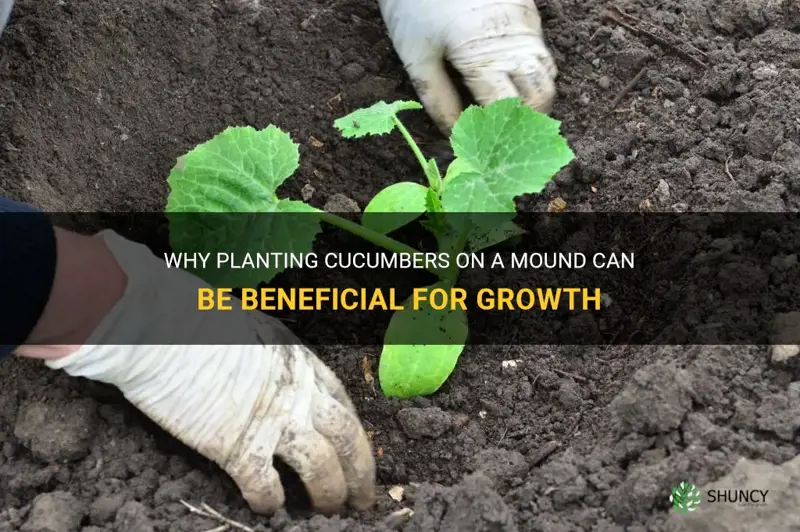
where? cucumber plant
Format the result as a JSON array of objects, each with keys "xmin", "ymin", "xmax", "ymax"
[{"xmin": 166, "ymin": 98, "xmax": 574, "ymax": 398}]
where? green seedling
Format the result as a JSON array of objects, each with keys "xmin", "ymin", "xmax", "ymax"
[{"xmin": 165, "ymin": 97, "xmax": 574, "ymax": 398}]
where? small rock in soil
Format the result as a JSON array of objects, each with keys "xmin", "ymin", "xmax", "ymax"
[
  {"xmin": 771, "ymin": 345, "xmax": 800, "ymax": 363},
  {"xmin": 382, "ymin": 508, "xmax": 414, "ymax": 530},
  {"xmin": 301, "ymin": 183, "xmax": 315, "ymax": 201},
  {"xmin": 14, "ymin": 399, "xmax": 97, "ymax": 463},
  {"xmin": 665, "ymin": 456, "xmax": 800, "ymax": 531},
  {"xmin": 752, "ymin": 63, "xmax": 779, "ymax": 80},
  {"xmin": 340, "ymin": 62, "xmax": 365, "ymax": 82},
  {"xmin": 700, "ymin": 64, "xmax": 738, "ymax": 98},
  {"xmin": 745, "ymin": 119, "xmax": 783, "ymax": 159},
  {"xmin": 89, "ymin": 493, "xmax": 127, "ymax": 524},
  {"xmin": 555, "ymin": 379, "xmax": 582, "ymax": 409},
  {"xmin": 22, "ymin": 491, "xmax": 85, "ymax": 532},
  {"xmin": 468, "ymin": 447, "xmax": 528, "ymax": 483},
  {"xmin": 324, "ymin": 193, "xmax": 360, "ymax": 213},
  {"xmin": 397, "ymin": 407, "xmax": 454, "ymax": 439},
  {"xmin": 388, "ymin": 485, "xmax": 405, "ymax": 502},
  {"xmin": 609, "ymin": 363, "xmax": 694, "ymax": 435},
  {"xmin": 654, "ymin": 179, "xmax": 670, "ymax": 203},
  {"xmin": 755, "ymin": 382, "xmax": 800, "ymax": 440},
  {"xmin": 405, "ymin": 473, "xmax": 516, "ymax": 532},
  {"xmin": 115, "ymin": 501, "xmax": 154, "ymax": 532},
  {"xmin": 327, "ymin": 48, "xmax": 343, "ymax": 68}
]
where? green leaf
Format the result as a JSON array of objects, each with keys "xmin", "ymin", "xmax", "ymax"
[
  {"xmin": 443, "ymin": 157, "xmax": 475, "ymax": 183},
  {"xmin": 334, "ymin": 100, "xmax": 423, "ymax": 138},
  {"xmin": 167, "ymin": 126, "xmax": 299, "ymax": 212},
  {"xmin": 468, "ymin": 215, "xmax": 527, "ymax": 252},
  {"xmin": 379, "ymin": 282, "xmax": 469, "ymax": 398},
  {"xmin": 423, "ymin": 157, "xmax": 442, "ymax": 189},
  {"xmin": 165, "ymin": 125, "xmax": 322, "ymax": 287},
  {"xmin": 362, "ymin": 182, "xmax": 428, "ymax": 235},
  {"xmin": 441, "ymin": 97, "xmax": 574, "ymax": 213}
]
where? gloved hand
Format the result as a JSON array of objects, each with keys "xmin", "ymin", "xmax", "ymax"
[
  {"xmin": 379, "ymin": 0, "xmax": 558, "ymax": 135},
  {"xmin": 0, "ymin": 0, "xmax": 13, "ymax": 37},
  {"xmin": 44, "ymin": 231, "xmax": 376, "ymax": 515}
]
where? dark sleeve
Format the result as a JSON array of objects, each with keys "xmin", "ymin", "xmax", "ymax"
[{"xmin": 0, "ymin": 197, "xmax": 57, "ymax": 357}]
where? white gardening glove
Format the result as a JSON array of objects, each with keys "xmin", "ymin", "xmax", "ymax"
[
  {"xmin": 45, "ymin": 231, "xmax": 375, "ymax": 515},
  {"xmin": 379, "ymin": 0, "xmax": 558, "ymax": 134},
  {"xmin": 0, "ymin": 0, "xmax": 12, "ymax": 37}
]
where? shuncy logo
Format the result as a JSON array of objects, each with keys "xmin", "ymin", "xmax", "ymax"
[{"xmin": 670, "ymin": 481, "xmax": 702, "ymax": 513}]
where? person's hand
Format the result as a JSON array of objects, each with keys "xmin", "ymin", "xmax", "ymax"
[
  {"xmin": 379, "ymin": 0, "xmax": 558, "ymax": 134},
  {"xmin": 772, "ymin": 345, "xmax": 800, "ymax": 362},
  {"xmin": 0, "ymin": 0, "xmax": 13, "ymax": 37},
  {"xmin": 43, "ymin": 231, "xmax": 376, "ymax": 515}
]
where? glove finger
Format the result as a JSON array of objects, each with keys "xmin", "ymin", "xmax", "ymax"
[
  {"xmin": 405, "ymin": 58, "xmax": 464, "ymax": 136},
  {"xmin": 772, "ymin": 345, "xmax": 800, "ymax": 362},
  {"xmin": 510, "ymin": 60, "xmax": 557, "ymax": 114},
  {"xmin": 0, "ymin": 0, "xmax": 12, "ymax": 37},
  {"xmin": 537, "ymin": 50, "xmax": 559, "ymax": 81},
  {"xmin": 313, "ymin": 395, "xmax": 376, "ymax": 511},
  {"xmin": 276, "ymin": 428, "xmax": 348, "ymax": 515},
  {"xmin": 460, "ymin": 68, "xmax": 520, "ymax": 106},
  {"xmin": 225, "ymin": 458, "xmax": 286, "ymax": 515},
  {"xmin": 306, "ymin": 350, "xmax": 358, "ymax": 415}
]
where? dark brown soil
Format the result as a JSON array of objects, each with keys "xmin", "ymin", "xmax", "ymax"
[{"xmin": 2, "ymin": 0, "xmax": 800, "ymax": 530}]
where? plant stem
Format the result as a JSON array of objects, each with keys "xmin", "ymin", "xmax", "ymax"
[
  {"xmin": 443, "ymin": 224, "xmax": 471, "ymax": 284},
  {"xmin": 319, "ymin": 211, "xmax": 446, "ymax": 277},
  {"xmin": 392, "ymin": 116, "xmax": 443, "ymax": 192}
]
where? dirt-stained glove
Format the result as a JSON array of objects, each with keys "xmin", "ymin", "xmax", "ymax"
[
  {"xmin": 379, "ymin": 0, "xmax": 558, "ymax": 134},
  {"xmin": 0, "ymin": 0, "xmax": 13, "ymax": 37},
  {"xmin": 772, "ymin": 345, "xmax": 800, "ymax": 362},
  {"xmin": 44, "ymin": 230, "xmax": 376, "ymax": 515}
]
